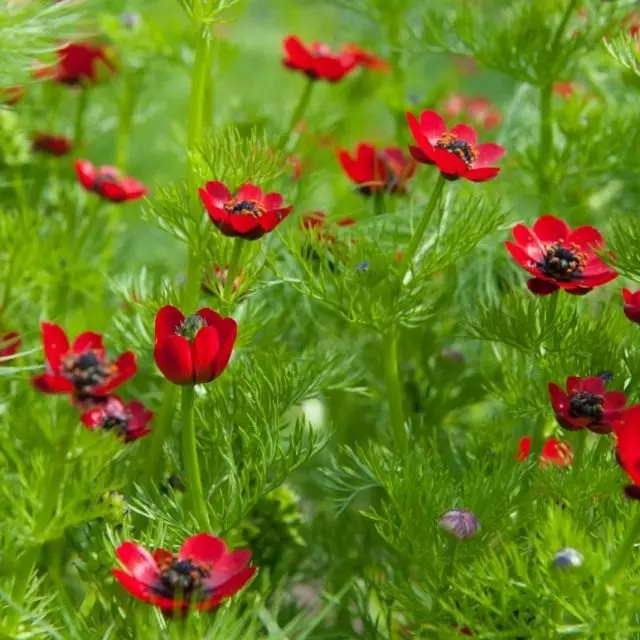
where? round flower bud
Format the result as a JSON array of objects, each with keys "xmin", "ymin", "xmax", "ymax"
[
  {"xmin": 553, "ymin": 547, "xmax": 584, "ymax": 569},
  {"xmin": 439, "ymin": 509, "xmax": 480, "ymax": 540}
]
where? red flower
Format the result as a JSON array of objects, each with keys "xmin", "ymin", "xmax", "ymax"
[
  {"xmin": 31, "ymin": 322, "xmax": 137, "ymax": 406},
  {"xmin": 201, "ymin": 264, "xmax": 244, "ymax": 296},
  {"xmin": 154, "ymin": 306, "xmax": 237, "ymax": 386},
  {"xmin": 505, "ymin": 215, "xmax": 618, "ymax": 296},
  {"xmin": 516, "ymin": 436, "xmax": 573, "ymax": 467},
  {"xmin": 288, "ymin": 154, "xmax": 304, "ymax": 180},
  {"xmin": 81, "ymin": 395, "xmax": 153, "ymax": 443},
  {"xmin": 613, "ymin": 404, "xmax": 640, "ymax": 499},
  {"xmin": 74, "ymin": 160, "xmax": 147, "ymax": 203},
  {"xmin": 552, "ymin": 82, "xmax": 576, "ymax": 99},
  {"xmin": 622, "ymin": 288, "xmax": 640, "ymax": 324},
  {"xmin": 199, "ymin": 181, "xmax": 292, "ymax": 240},
  {"xmin": 112, "ymin": 533, "xmax": 256, "ymax": 615},
  {"xmin": 0, "ymin": 86, "xmax": 24, "ymax": 106},
  {"xmin": 548, "ymin": 375, "xmax": 626, "ymax": 434},
  {"xmin": 407, "ymin": 110, "xmax": 504, "ymax": 182},
  {"xmin": 35, "ymin": 42, "xmax": 116, "ymax": 86},
  {"xmin": 0, "ymin": 331, "xmax": 21, "ymax": 361},
  {"xmin": 302, "ymin": 211, "xmax": 355, "ymax": 235},
  {"xmin": 444, "ymin": 93, "xmax": 501, "ymax": 130},
  {"xmin": 337, "ymin": 143, "xmax": 417, "ymax": 195},
  {"xmin": 32, "ymin": 133, "xmax": 72, "ymax": 156},
  {"xmin": 342, "ymin": 44, "xmax": 390, "ymax": 72},
  {"xmin": 282, "ymin": 36, "xmax": 357, "ymax": 82}
]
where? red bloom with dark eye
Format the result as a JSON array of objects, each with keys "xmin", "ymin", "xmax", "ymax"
[
  {"xmin": 548, "ymin": 375, "xmax": 626, "ymax": 434},
  {"xmin": 35, "ymin": 42, "xmax": 116, "ymax": 86},
  {"xmin": 505, "ymin": 215, "xmax": 618, "ymax": 296},
  {"xmin": 0, "ymin": 331, "xmax": 21, "ymax": 362},
  {"xmin": 613, "ymin": 404, "xmax": 640, "ymax": 500},
  {"xmin": 622, "ymin": 289, "xmax": 640, "ymax": 324},
  {"xmin": 81, "ymin": 396, "xmax": 154, "ymax": 443},
  {"xmin": 33, "ymin": 133, "xmax": 72, "ymax": 156},
  {"xmin": 31, "ymin": 322, "xmax": 137, "ymax": 406},
  {"xmin": 154, "ymin": 306, "xmax": 237, "ymax": 386},
  {"xmin": 282, "ymin": 36, "xmax": 357, "ymax": 82},
  {"xmin": 74, "ymin": 160, "xmax": 147, "ymax": 203},
  {"xmin": 516, "ymin": 436, "xmax": 573, "ymax": 467},
  {"xmin": 1, "ymin": 86, "xmax": 24, "ymax": 106},
  {"xmin": 342, "ymin": 44, "xmax": 390, "ymax": 72},
  {"xmin": 337, "ymin": 144, "xmax": 417, "ymax": 195},
  {"xmin": 199, "ymin": 182, "xmax": 292, "ymax": 240},
  {"xmin": 112, "ymin": 533, "xmax": 256, "ymax": 615},
  {"xmin": 407, "ymin": 109, "xmax": 505, "ymax": 182}
]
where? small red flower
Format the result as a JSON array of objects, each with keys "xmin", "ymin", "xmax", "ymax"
[
  {"xmin": 74, "ymin": 160, "xmax": 147, "ymax": 203},
  {"xmin": 552, "ymin": 82, "xmax": 576, "ymax": 99},
  {"xmin": 444, "ymin": 93, "xmax": 501, "ymax": 131},
  {"xmin": 35, "ymin": 42, "xmax": 116, "ymax": 86},
  {"xmin": 337, "ymin": 143, "xmax": 417, "ymax": 195},
  {"xmin": 112, "ymin": 533, "xmax": 256, "ymax": 615},
  {"xmin": 0, "ymin": 331, "xmax": 21, "ymax": 362},
  {"xmin": 81, "ymin": 396, "xmax": 153, "ymax": 443},
  {"xmin": 622, "ymin": 288, "xmax": 640, "ymax": 324},
  {"xmin": 31, "ymin": 322, "xmax": 137, "ymax": 406},
  {"xmin": 0, "ymin": 86, "xmax": 24, "ymax": 106},
  {"xmin": 342, "ymin": 44, "xmax": 390, "ymax": 72},
  {"xmin": 201, "ymin": 264, "xmax": 244, "ymax": 297},
  {"xmin": 154, "ymin": 306, "xmax": 237, "ymax": 386},
  {"xmin": 516, "ymin": 436, "xmax": 573, "ymax": 467},
  {"xmin": 613, "ymin": 404, "xmax": 640, "ymax": 499},
  {"xmin": 302, "ymin": 211, "xmax": 355, "ymax": 244},
  {"xmin": 548, "ymin": 375, "xmax": 626, "ymax": 434},
  {"xmin": 407, "ymin": 110, "xmax": 505, "ymax": 182},
  {"xmin": 199, "ymin": 181, "xmax": 292, "ymax": 240},
  {"xmin": 282, "ymin": 36, "xmax": 357, "ymax": 82},
  {"xmin": 32, "ymin": 133, "xmax": 72, "ymax": 156},
  {"xmin": 505, "ymin": 215, "xmax": 618, "ymax": 296},
  {"xmin": 288, "ymin": 154, "xmax": 304, "ymax": 180}
]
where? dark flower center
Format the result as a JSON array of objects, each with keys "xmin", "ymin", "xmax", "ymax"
[
  {"xmin": 61, "ymin": 350, "xmax": 114, "ymax": 390},
  {"xmin": 435, "ymin": 133, "xmax": 477, "ymax": 167},
  {"xmin": 101, "ymin": 411, "xmax": 131, "ymax": 437},
  {"xmin": 94, "ymin": 169, "xmax": 121, "ymax": 190},
  {"xmin": 224, "ymin": 199, "xmax": 264, "ymax": 217},
  {"xmin": 155, "ymin": 557, "xmax": 210, "ymax": 600},
  {"xmin": 568, "ymin": 391, "xmax": 604, "ymax": 421},
  {"xmin": 538, "ymin": 245, "xmax": 584, "ymax": 281},
  {"xmin": 175, "ymin": 314, "xmax": 207, "ymax": 341}
]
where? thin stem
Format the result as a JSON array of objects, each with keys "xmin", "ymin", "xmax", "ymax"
[
  {"xmin": 277, "ymin": 78, "xmax": 315, "ymax": 152},
  {"xmin": 387, "ymin": 11, "xmax": 406, "ymax": 139},
  {"xmin": 373, "ymin": 192, "xmax": 385, "ymax": 217},
  {"xmin": 605, "ymin": 507, "xmax": 640, "ymax": 583},
  {"xmin": 223, "ymin": 238, "xmax": 244, "ymax": 303},
  {"xmin": 181, "ymin": 385, "xmax": 210, "ymax": 528},
  {"xmin": 73, "ymin": 88, "xmax": 89, "ymax": 151},
  {"xmin": 571, "ymin": 429, "xmax": 588, "ymax": 476},
  {"xmin": 549, "ymin": 0, "xmax": 580, "ymax": 57},
  {"xmin": 538, "ymin": 83, "xmax": 553, "ymax": 211},
  {"xmin": 115, "ymin": 74, "xmax": 136, "ymax": 171},
  {"xmin": 147, "ymin": 383, "xmax": 179, "ymax": 481},
  {"xmin": 381, "ymin": 323, "xmax": 408, "ymax": 454},
  {"xmin": 12, "ymin": 167, "xmax": 28, "ymax": 213}
]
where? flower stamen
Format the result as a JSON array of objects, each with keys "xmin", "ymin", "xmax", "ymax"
[
  {"xmin": 435, "ymin": 133, "xmax": 477, "ymax": 167},
  {"xmin": 568, "ymin": 391, "xmax": 604, "ymax": 421},
  {"xmin": 224, "ymin": 199, "xmax": 265, "ymax": 218},
  {"xmin": 538, "ymin": 244, "xmax": 585, "ymax": 281},
  {"xmin": 61, "ymin": 350, "xmax": 115, "ymax": 390},
  {"xmin": 175, "ymin": 315, "xmax": 206, "ymax": 341},
  {"xmin": 155, "ymin": 556, "xmax": 211, "ymax": 600}
]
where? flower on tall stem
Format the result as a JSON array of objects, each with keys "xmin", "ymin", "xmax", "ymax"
[
  {"xmin": 516, "ymin": 436, "xmax": 573, "ymax": 467},
  {"xmin": 622, "ymin": 288, "xmax": 640, "ymax": 324},
  {"xmin": 154, "ymin": 306, "xmax": 237, "ymax": 386},
  {"xmin": 407, "ymin": 110, "xmax": 504, "ymax": 182},
  {"xmin": 34, "ymin": 42, "xmax": 116, "ymax": 86},
  {"xmin": 112, "ymin": 533, "xmax": 256, "ymax": 615},
  {"xmin": 613, "ymin": 404, "xmax": 640, "ymax": 499},
  {"xmin": 74, "ymin": 160, "xmax": 147, "ymax": 203},
  {"xmin": 505, "ymin": 215, "xmax": 618, "ymax": 296},
  {"xmin": 81, "ymin": 395, "xmax": 153, "ymax": 443},
  {"xmin": 282, "ymin": 36, "xmax": 357, "ymax": 82},
  {"xmin": 337, "ymin": 143, "xmax": 416, "ymax": 196},
  {"xmin": 443, "ymin": 93, "xmax": 501, "ymax": 130},
  {"xmin": 32, "ymin": 133, "xmax": 72, "ymax": 156},
  {"xmin": 199, "ymin": 182, "xmax": 292, "ymax": 240},
  {"xmin": 548, "ymin": 374, "xmax": 626, "ymax": 434},
  {"xmin": 0, "ymin": 331, "xmax": 21, "ymax": 362},
  {"xmin": 31, "ymin": 322, "xmax": 137, "ymax": 407}
]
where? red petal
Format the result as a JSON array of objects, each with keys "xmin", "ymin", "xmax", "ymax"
[
  {"xmin": 112, "ymin": 569, "xmax": 154, "ymax": 603},
  {"xmin": 581, "ymin": 376, "xmax": 605, "ymax": 395},
  {"xmin": 527, "ymin": 278, "xmax": 559, "ymax": 295},
  {"xmin": 604, "ymin": 390, "xmax": 627, "ymax": 411},
  {"xmin": 472, "ymin": 142, "xmax": 505, "ymax": 168},
  {"xmin": 179, "ymin": 533, "xmax": 227, "ymax": 568},
  {"xmin": 74, "ymin": 159, "xmax": 96, "ymax": 190},
  {"xmin": 259, "ymin": 207, "xmax": 292, "ymax": 234},
  {"xmin": 463, "ymin": 167, "xmax": 500, "ymax": 182},
  {"xmin": 197, "ymin": 566, "xmax": 257, "ymax": 611},
  {"xmin": 406, "ymin": 112, "xmax": 435, "ymax": 157},
  {"xmin": 450, "ymin": 123, "xmax": 477, "ymax": 145},
  {"xmin": 211, "ymin": 317, "xmax": 237, "ymax": 378},
  {"xmin": 41, "ymin": 322, "xmax": 70, "ymax": 371},
  {"xmin": 80, "ymin": 406, "xmax": 104, "ymax": 428},
  {"xmin": 119, "ymin": 178, "xmax": 148, "ymax": 201},
  {"xmin": 226, "ymin": 214, "xmax": 264, "ymax": 238},
  {"xmin": 283, "ymin": 36, "xmax": 312, "ymax": 67},
  {"xmin": 532, "ymin": 215, "xmax": 570, "ymax": 244},
  {"xmin": 116, "ymin": 541, "xmax": 160, "ymax": 584},
  {"xmin": 432, "ymin": 147, "xmax": 467, "ymax": 177},
  {"xmin": 263, "ymin": 192, "xmax": 284, "ymax": 210},
  {"xmin": 548, "ymin": 382, "xmax": 568, "ymax": 412},
  {"xmin": 512, "ymin": 224, "xmax": 544, "ymax": 258},
  {"xmin": 31, "ymin": 373, "xmax": 74, "ymax": 394},
  {"xmin": 418, "ymin": 110, "xmax": 447, "ymax": 143},
  {"xmin": 516, "ymin": 436, "xmax": 532, "ymax": 461},
  {"xmin": 99, "ymin": 181, "xmax": 127, "ymax": 202},
  {"xmin": 505, "ymin": 241, "xmax": 538, "ymax": 273},
  {"xmin": 95, "ymin": 352, "xmax": 137, "ymax": 395},
  {"xmin": 408, "ymin": 144, "xmax": 434, "ymax": 165},
  {"xmin": 72, "ymin": 331, "xmax": 104, "ymax": 355},
  {"xmin": 567, "ymin": 225, "xmax": 604, "ymax": 251},
  {"xmin": 566, "ymin": 377, "xmax": 581, "ymax": 394},
  {"xmin": 236, "ymin": 183, "xmax": 263, "ymax": 202},
  {"xmin": 204, "ymin": 549, "xmax": 252, "ymax": 589},
  {"xmin": 203, "ymin": 181, "xmax": 232, "ymax": 207},
  {"xmin": 191, "ymin": 326, "xmax": 220, "ymax": 383},
  {"xmin": 154, "ymin": 335, "xmax": 193, "ymax": 385},
  {"xmin": 623, "ymin": 288, "xmax": 633, "ymax": 304},
  {"xmin": 155, "ymin": 306, "xmax": 185, "ymax": 342}
]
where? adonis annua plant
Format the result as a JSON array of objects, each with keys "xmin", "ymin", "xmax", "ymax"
[{"xmin": 3, "ymin": 0, "xmax": 640, "ymax": 637}]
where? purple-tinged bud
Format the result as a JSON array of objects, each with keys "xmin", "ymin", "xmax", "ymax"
[
  {"xmin": 553, "ymin": 547, "xmax": 583, "ymax": 569},
  {"xmin": 439, "ymin": 509, "xmax": 479, "ymax": 540},
  {"xmin": 121, "ymin": 12, "xmax": 140, "ymax": 30}
]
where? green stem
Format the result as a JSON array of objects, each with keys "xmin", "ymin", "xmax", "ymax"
[
  {"xmin": 181, "ymin": 385, "xmax": 210, "ymax": 528},
  {"xmin": 549, "ymin": 0, "xmax": 580, "ymax": 57},
  {"xmin": 147, "ymin": 383, "xmax": 179, "ymax": 481},
  {"xmin": 373, "ymin": 191, "xmax": 385, "ymax": 217},
  {"xmin": 571, "ymin": 429, "xmax": 587, "ymax": 476},
  {"xmin": 73, "ymin": 88, "xmax": 89, "ymax": 151},
  {"xmin": 388, "ymin": 12, "xmax": 406, "ymax": 139},
  {"xmin": 538, "ymin": 83, "xmax": 553, "ymax": 211},
  {"xmin": 381, "ymin": 323, "xmax": 407, "ymax": 454},
  {"xmin": 605, "ymin": 507, "xmax": 640, "ymax": 583},
  {"xmin": 223, "ymin": 238, "xmax": 244, "ymax": 303},
  {"xmin": 115, "ymin": 75, "xmax": 136, "ymax": 171},
  {"xmin": 12, "ymin": 167, "xmax": 28, "ymax": 214},
  {"xmin": 277, "ymin": 78, "xmax": 315, "ymax": 152}
]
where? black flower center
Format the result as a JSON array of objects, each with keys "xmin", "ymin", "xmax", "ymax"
[
  {"xmin": 225, "ymin": 199, "xmax": 264, "ymax": 217},
  {"xmin": 175, "ymin": 314, "xmax": 207, "ymax": 341},
  {"xmin": 568, "ymin": 391, "xmax": 604, "ymax": 421},
  {"xmin": 435, "ymin": 133, "xmax": 477, "ymax": 167},
  {"xmin": 156, "ymin": 557, "xmax": 210, "ymax": 600},
  {"xmin": 61, "ymin": 350, "xmax": 113, "ymax": 390},
  {"xmin": 94, "ymin": 169, "xmax": 120, "ymax": 189},
  {"xmin": 102, "ymin": 412, "xmax": 130, "ymax": 437},
  {"xmin": 538, "ymin": 245, "xmax": 584, "ymax": 281}
]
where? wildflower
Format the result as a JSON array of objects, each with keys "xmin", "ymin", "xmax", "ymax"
[
  {"xmin": 112, "ymin": 533, "xmax": 256, "ymax": 615},
  {"xmin": 439, "ymin": 509, "xmax": 479, "ymax": 540},
  {"xmin": 302, "ymin": 211, "xmax": 355, "ymax": 240},
  {"xmin": 343, "ymin": 44, "xmax": 389, "ymax": 72},
  {"xmin": 622, "ymin": 288, "xmax": 640, "ymax": 324},
  {"xmin": 32, "ymin": 133, "xmax": 72, "ymax": 156},
  {"xmin": 553, "ymin": 82, "xmax": 576, "ymax": 99},
  {"xmin": 154, "ymin": 305, "xmax": 237, "ymax": 386},
  {"xmin": 444, "ymin": 93, "xmax": 501, "ymax": 130},
  {"xmin": 199, "ymin": 181, "xmax": 292, "ymax": 240},
  {"xmin": 288, "ymin": 154, "xmax": 304, "ymax": 180},
  {"xmin": 553, "ymin": 548, "xmax": 584, "ymax": 569},
  {"xmin": 0, "ymin": 331, "xmax": 21, "ymax": 361},
  {"xmin": 74, "ymin": 160, "xmax": 147, "ymax": 203},
  {"xmin": 337, "ymin": 143, "xmax": 416, "ymax": 195},
  {"xmin": 516, "ymin": 436, "xmax": 573, "ymax": 467},
  {"xmin": 407, "ymin": 109, "xmax": 504, "ymax": 182},
  {"xmin": 201, "ymin": 264, "xmax": 244, "ymax": 297},
  {"xmin": 505, "ymin": 215, "xmax": 618, "ymax": 295},
  {"xmin": 548, "ymin": 374, "xmax": 626, "ymax": 434},
  {"xmin": 0, "ymin": 86, "xmax": 24, "ymax": 106},
  {"xmin": 31, "ymin": 322, "xmax": 136, "ymax": 406},
  {"xmin": 35, "ymin": 42, "xmax": 116, "ymax": 86},
  {"xmin": 613, "ymin": 404, "xmax": 640, "ymax": 499},
  {"xmin": 81, "ymin": 396, "xmax": 153, "ymax": 443},
  {"xmin": 282, "ymin": 36, "xmax": 357, "ymax": 82}
]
